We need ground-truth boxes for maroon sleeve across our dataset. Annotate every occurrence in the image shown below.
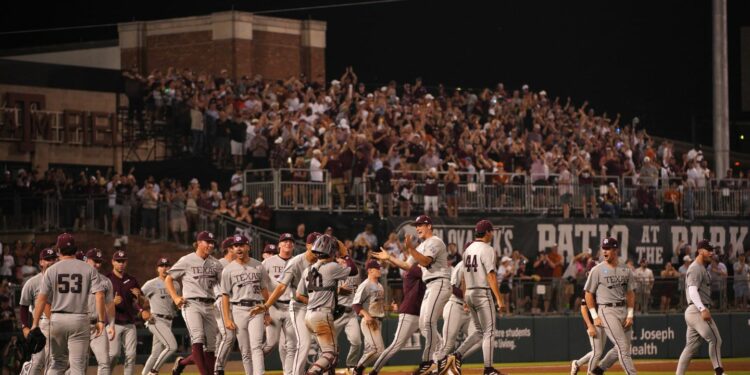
[352,304,363,315]
[452,285,464,299]
[20,308,30,328]
[344,257,357,276]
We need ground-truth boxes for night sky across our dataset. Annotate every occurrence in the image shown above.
[1,0,749,149]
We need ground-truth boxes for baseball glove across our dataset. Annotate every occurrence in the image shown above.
[333,305,346,320]
[26,327,46,354]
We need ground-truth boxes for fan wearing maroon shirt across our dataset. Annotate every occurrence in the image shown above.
[107,250,146,375]
[324,146,347,210]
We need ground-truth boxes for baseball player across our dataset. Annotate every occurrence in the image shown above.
[108,250,144,375]
[296,234,357,375]
[584,237,637,375]
[262,240,296,375]
[31,233,106,375]
[219,234,270,375]
[79,248,116,375]
[166,231,223,375]
[19,248,57,375]
[370,215,452,375]
[570,294,618,375]
[251,232,321,375]
[440,259,480,363]
[676,240,725,375]
[333,257,363,375]
[449,220,505,375]
[141,257,180,375]
[214,237,239,375]
[350,260,386,375]
[368,263,425,375]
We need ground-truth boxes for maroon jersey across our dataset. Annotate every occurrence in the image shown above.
[399,264,426,316]
[108,272,141,324]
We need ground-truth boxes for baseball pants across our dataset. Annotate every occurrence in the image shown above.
[305,310,337,374]
[676,305,723,375]
[23,319,51,375]
[372,314,420,372]
[48,313,90,375]
[263,304,296,375]
[88,323,112,375]
[442,299,481,356]
[214,300,237,373]
[109,323,137,375]
[290,306,312,375]
[182,300,219,350]
[232,305,266,375]
[142,317,177,375]
[456,289,496,367]
[420,278,451,362]
[333,310,362,368]
[357,317,384,369]
[591,305,637,375]
[574,329,618,371]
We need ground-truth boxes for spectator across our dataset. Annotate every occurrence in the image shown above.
[396,167,414,217]
[292,157,308,209]
[734,253,749,309]
[383,231,405,302]
[634,258,654,313]
[213,199,236,219]
[423,168,439,216]
[294,223,306,243]
[214,110,232,167]
[659,262,679,312]
[310,149,324,209]
[708,255,728,305]
[20,257,38,284]
[557,162,573,218]
[602,182,621,218]
[678,255,692,299]
[0,247,14,282]
[229,113,248,168]
[190,101,205,155]
[375,162,394,219]
[324,146,347,210]
[249,125,269,170]
[354,223,378,251]
[663,181,682,219]
[532,248,555,314]
[230,169,243,193]
[113,174,135,236]
[578,164,598,218]
[250,197,272,229]
[167,185,188,244]
[444,164,460,218]
[138,181,159,238]
[206,181,223,210]
[235,194,253,225]
[497,256,513,315]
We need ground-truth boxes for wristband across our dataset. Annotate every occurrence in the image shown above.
[627,307,634,318]
[589,308,598,320]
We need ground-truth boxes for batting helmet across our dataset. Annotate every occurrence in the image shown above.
[311,234,338,259]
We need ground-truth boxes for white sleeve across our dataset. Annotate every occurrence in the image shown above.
[687,285,706,311]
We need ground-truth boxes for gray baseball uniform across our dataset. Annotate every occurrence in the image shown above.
[442,262,480,356]
[141,277,180,375]
[455,241,497,367]
[300,259,355,375]
[20,272,51,375]
[408,235,451,363]
[278,253,313,375]
[333,274,362,368]
[353,278,385,369]
[220,258,270,375]
[167,253,223,351]
[88,275,114,375]
[584,262,637,375]
[676,260,723,374]
[214,257,236,373]
[40,259,104,375]
[263,254,296,375]
[573,297,619,372]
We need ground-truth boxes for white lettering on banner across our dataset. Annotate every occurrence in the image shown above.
[690,226,706,253]
[631,342,658,356]
[574,225,598,254]
[670,225,749,256]
[729,227,749,252]
[710,227,726,251]
[635,246,663,265]
[558,224,574,258]
[493,327,532,351]
[440,227,514,255]
[638,327,675,343]
[641,226,660,244]
[640,226,651,243]
[537,224,629,261]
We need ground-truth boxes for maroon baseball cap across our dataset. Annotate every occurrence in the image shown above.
[601,237,619,250]
[74,250,85,260]
[112,250,128,261]
[279,233,295,243]
[196,231,216,243]
[39,248,57,261]
[366,259,382,270]
[156,257,171,267]
[56,232,75,249]
[306,232,322,245]
[475,219,493,235]
[697,240,713,251]
[412,215,432,226]
[220,237,234,250]
[263,244,278,254]
[85,248,104,262]
[231,234,250,246]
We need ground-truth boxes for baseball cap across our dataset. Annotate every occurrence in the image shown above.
[366,259,382,270]
[263,244,278,254]
[39,248,57,261]
[279,233,295,243]
[196,231,216,243]
[56,232,75,249]
[475,219,493,235]
[601,237,619,250]
[501,256,512,263]
[113,250,128,261]
[74,250,85,260]
[85,248,104,262]
[156,257,171,267]
[697,240,713,251]
[683,255,692,262]
[220,237,234,250]
[306,232,322,245]
[231,234,249,246]
[412,215,432,226]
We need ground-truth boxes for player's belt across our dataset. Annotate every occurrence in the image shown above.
[424,277,449,285]
[467,287,490,290]
[155,314,173,320]
[600,301,626,307]
[688,302,712,308]
[187,297,215,304]
[309,306,333,312]
[232,300,263,307]
[276,300,290,304]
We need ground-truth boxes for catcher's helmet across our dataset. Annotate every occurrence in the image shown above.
[311,234,338,259]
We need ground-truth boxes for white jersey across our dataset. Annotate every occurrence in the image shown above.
[220,259,270,303]
[407,235,450,281]
[263,254,292,302]
[462,240,497,289]
[213,257,232,298]
[278,252,313,310]
[142,277,181,317]
[167,253,223,299]
[20,272,45,316]
[337,273,361,307]
[449,261,465,304]
[353,279,385,318]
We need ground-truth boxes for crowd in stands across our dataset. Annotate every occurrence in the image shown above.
[122,66,750,219]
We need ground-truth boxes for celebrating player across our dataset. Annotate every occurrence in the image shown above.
[214,237,238,375]
[333,252,363,375]
[108,250,144,375]
[19,248,58,375]
[141,257,180,375]
[350,260,386,375]
[262,240,296,375]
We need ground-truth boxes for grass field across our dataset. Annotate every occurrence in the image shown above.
[154,357,749,375]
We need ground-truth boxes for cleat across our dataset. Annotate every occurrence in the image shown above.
[483,367,506,375]
[452,353,463,374]
[413,361,436,375]
[171,356,185,375]
[571,360,580,375]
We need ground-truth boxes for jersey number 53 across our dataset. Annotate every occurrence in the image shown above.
[57,273,83,293]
